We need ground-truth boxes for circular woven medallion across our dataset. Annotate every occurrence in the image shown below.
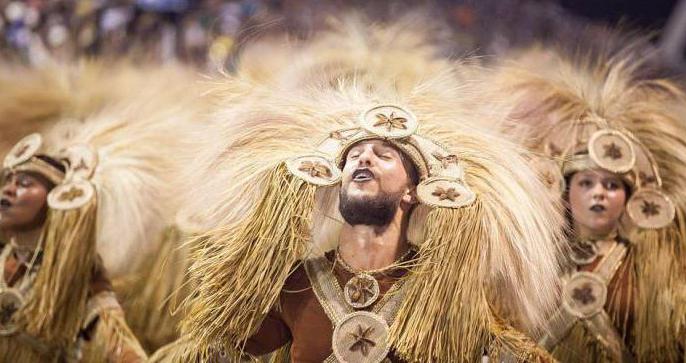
[344,273,380,309]
[333,311,390,363]
[64,144,98,180]
[416,177,475,209]
[532,157,565,196]
[626,188,675,229]
[286,155,341,186]
[0,289,24,336]
[47,179,95,210]
[359,105,417,139]
[562,272,607,319]
[4,133,42,169]
[569,240,598,266]
[588,130,635,174]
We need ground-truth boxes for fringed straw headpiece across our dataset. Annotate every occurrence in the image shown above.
[540,116,675,231]
[491,46,686,361]
[0,132,99,357]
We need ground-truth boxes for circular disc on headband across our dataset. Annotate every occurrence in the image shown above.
[344,273,380,309]
[333,311,390,363]
[626,188,675,229]
[359,105,417,139]
[588,130,635,174]
[531,157,565,196]
[562,271,607,319]
[48,179,95,210]
[0,288,23,336]
[286,155,341,186]
[417,177,475,209]
[64,144,98,180]
[4,133,42,169]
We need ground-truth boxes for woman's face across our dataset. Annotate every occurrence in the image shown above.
[0,172,50,233]
[569,169,627,238]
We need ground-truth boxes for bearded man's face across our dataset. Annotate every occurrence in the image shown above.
[339,140,417,226]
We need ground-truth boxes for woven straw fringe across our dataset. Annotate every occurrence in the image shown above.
[118,225,190,353]
[487,308,555,362]
[389,203,490,362]
[0,335,59,362]
[19,197,97,351]
[632,211,686,363]
[175,164,316,361]
[80,306,148,362]
[551,322,614,363]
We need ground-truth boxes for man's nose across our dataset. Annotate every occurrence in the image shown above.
[357,149,374,166]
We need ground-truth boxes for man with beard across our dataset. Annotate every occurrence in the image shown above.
[156,99,563,363]
[242,138,421,362]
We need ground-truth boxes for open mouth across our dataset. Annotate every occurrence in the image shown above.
[352,168,374,182]
[589,204,606,213]
[0,198,11,210]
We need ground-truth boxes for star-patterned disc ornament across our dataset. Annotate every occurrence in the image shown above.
[333,311,390,363]
[286,155,341,186]
[530,157,565,196]
[588,130,635,174]
[47,179,95,210]
[562,272,607,319]
[359,105,418,139]
[417,177,475,209]
[0,289,24,336]
[569,240,599,266]
[64,144,98,180]
[344,273,380,309]
[3,133,43,169]
[626,188,675,229]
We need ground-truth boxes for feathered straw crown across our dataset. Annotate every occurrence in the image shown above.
[539,116,675,231]
[2,131,99,354]
[175,22,564,360]
[491,46,686,361]
[0,63,202,358]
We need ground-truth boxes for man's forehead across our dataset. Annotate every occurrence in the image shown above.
[348,139,397,151]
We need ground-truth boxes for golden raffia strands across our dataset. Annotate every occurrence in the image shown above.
[178,164,317,360]
[389,205,488,362]
[168,15,566,361]
[79,305,148,363]
[488,45,686,361]
[118,226,191,352]
[19,197,97,353]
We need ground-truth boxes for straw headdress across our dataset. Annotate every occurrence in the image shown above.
[165,18,564,363]
[488,45,686,361]
[0,62,203,361]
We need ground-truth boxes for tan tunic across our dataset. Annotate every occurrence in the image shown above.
[245,252,406,362]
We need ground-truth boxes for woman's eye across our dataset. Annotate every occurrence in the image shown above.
[579,179,592,187]
[605,181,620,190]
[18,178,32,187]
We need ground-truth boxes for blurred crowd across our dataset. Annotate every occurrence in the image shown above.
[0,0,621,70]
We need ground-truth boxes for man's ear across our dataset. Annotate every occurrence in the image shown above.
[402,186,419,205]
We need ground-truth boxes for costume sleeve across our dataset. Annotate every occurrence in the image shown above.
[243,307,292,356]
[78,291,148,363]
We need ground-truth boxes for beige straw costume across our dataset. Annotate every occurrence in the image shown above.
[490,47,686,362]
[149,17,567,362]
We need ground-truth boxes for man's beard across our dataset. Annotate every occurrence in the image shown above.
[338,188,403,226]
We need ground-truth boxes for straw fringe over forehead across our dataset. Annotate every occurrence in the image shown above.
[174,19,564,361]
[491,46,686,361]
